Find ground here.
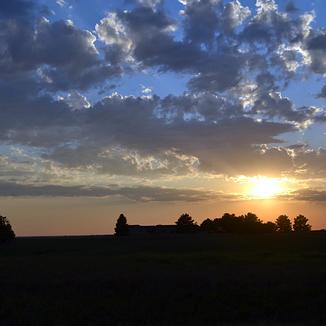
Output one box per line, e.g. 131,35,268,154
1,232,326,325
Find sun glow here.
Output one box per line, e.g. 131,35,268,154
248,176,285,199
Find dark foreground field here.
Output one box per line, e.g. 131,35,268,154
1,233,326,325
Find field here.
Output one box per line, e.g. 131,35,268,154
1,232,326,325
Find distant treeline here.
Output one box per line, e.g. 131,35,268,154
115,213,312,236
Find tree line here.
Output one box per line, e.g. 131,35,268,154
0,212,312,241
115,212,311,236
178,213,311,234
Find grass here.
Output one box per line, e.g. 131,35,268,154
1,232,326,325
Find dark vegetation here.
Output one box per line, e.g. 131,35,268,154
0,215,15,243
115,212,312,236
1,233,326,325
114,213,129,236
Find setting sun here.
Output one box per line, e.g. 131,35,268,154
248,177,285,199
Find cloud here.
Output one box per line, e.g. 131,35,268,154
306,30,326,74
293,148,326,178
282,189,326,202
0,2,120,90
222,0,251,33
0,0,325,193
0,86,298,177
37,93,296,176
63,91,91,111
0,181,215,202
251,92,320,126
94,0,317,97
134,0,162,10
56,0,66,8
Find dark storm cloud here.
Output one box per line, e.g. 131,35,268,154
0,181,215,202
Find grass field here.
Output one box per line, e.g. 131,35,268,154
1,232,326,325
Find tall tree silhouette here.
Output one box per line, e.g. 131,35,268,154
0,215,15,243
275,215,292,232
176,213,198,233
115,214,129,236
293,215,311,232
200,218,215,233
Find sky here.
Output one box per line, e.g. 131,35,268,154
0,0,326,236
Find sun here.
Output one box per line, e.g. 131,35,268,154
248,176,284,199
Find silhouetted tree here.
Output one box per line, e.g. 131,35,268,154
212,218,224,233
200,218,215,233
200,218,224,233
262,221,277,233
0,215,15,243
115,214,129,236
242,212,263,233
219,213,243,233
176,213,199,233
293,214,311,232
275,215,292,232
243,212,261,224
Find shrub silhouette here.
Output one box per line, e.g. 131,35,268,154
115,213,129,236
275,215,292,232
176,213,199,233
293,215,311,232
0,215,15,243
